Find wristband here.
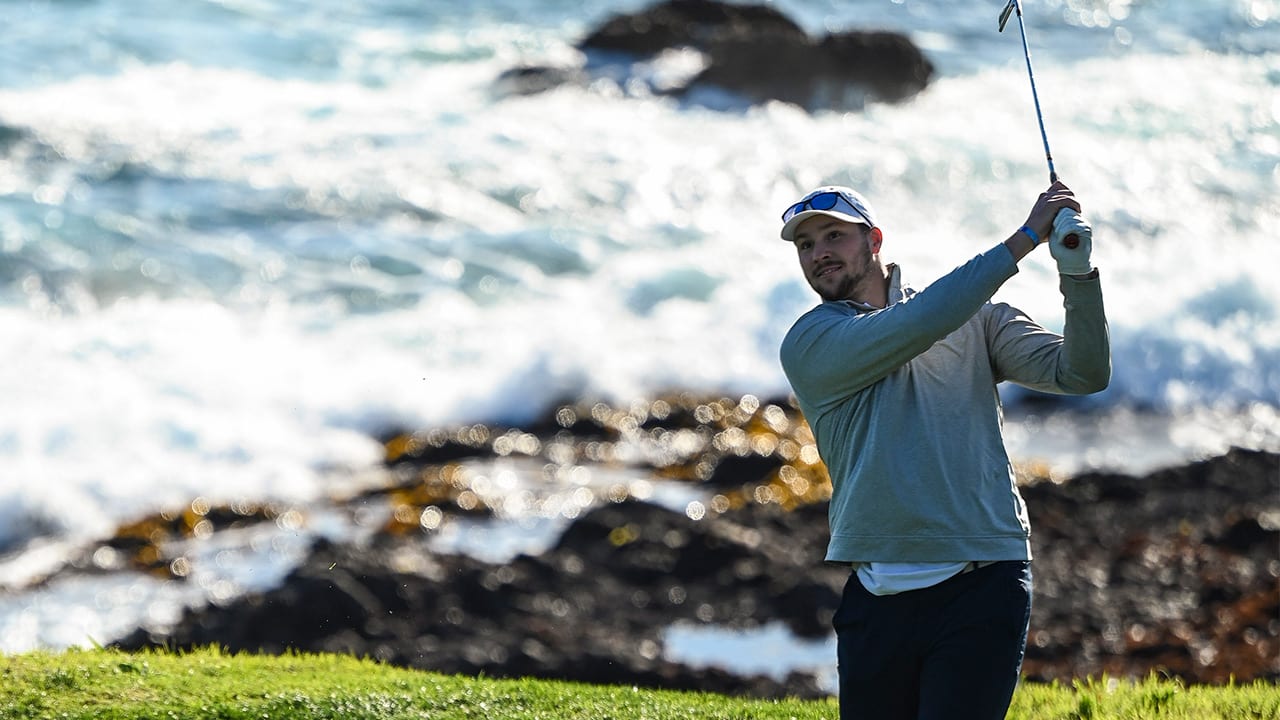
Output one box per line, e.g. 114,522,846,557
1017,225,1041,246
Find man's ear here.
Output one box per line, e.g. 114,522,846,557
867,226,884,254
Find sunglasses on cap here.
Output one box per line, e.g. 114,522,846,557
780,191,874,227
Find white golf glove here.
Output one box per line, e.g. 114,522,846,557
1049,208,1093,275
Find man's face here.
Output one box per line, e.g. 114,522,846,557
792,216,877,302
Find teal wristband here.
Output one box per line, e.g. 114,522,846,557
1018,225,1041,246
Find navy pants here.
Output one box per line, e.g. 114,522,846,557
834,561,1033,720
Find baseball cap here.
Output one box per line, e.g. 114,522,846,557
780,186,877,241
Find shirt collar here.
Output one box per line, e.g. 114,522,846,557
840,263,902,312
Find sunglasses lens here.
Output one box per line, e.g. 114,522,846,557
782,192,862,225
809,192,841,211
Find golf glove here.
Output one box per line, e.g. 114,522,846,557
1049,209,1093,275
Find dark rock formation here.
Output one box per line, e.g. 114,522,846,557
115,499,841,699
677,29,933,110
578,0,807,57
1020,447,1280,684
113,441,1279,696
0,123,24,154
494,0,934,112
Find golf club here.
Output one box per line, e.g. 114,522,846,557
999,0,1080,248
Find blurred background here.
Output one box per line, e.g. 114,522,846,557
1,0,1277,688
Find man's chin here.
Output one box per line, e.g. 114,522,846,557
812,278,854,302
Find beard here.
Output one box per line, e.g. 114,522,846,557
811,264,870,302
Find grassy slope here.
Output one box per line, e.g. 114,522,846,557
1,648,1276,720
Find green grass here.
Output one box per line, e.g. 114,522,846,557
0,648,1276,719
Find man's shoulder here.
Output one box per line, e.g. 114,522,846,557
977,299,1030,326
784,301,856,336
781,302,842,366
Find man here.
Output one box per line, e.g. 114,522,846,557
777,182,1110,719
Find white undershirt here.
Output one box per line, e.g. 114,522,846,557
855,561,973,596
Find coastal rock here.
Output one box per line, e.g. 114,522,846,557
1020,447,1280,683
494,0,933,112
490,66,591,98
678,30,933,110
110,392,1280,697
0,123,24,153
578,0,806,57
816,30,935,104
115,500,840,699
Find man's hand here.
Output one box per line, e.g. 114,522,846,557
1004,181,1083,262
1024,181,1081,241
1049,209,1093,275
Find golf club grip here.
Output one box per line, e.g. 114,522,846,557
1049,173,1076,248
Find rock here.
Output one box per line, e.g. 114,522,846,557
114,500,839,699
0,123,24,154
703,453,783,490
578,0,806,57
1210,516,1275,553
492,65,590,97
679,30,933,110
1020,448,1280,684
492,0,933,112
110,399,1280,696
816,30,935,104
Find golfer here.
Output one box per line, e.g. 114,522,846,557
778,182,1110,719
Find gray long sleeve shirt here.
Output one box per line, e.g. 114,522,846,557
779,245,1110,564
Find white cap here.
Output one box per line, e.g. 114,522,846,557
780,186,877,241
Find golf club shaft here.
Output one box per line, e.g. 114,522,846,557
1006,0,1079,248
